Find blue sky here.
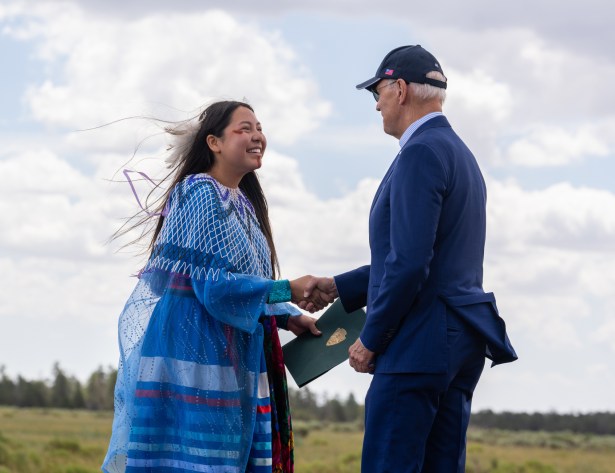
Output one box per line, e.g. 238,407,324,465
1,0,615,413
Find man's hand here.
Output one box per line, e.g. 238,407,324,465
348,338,375,373
289,275,337,313
295,276,339,312
286,314,322,337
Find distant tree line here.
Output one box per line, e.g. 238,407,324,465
288,387,363,423
3,364,615,436
0,363,363,422
470,409,615,436
0,363,116,410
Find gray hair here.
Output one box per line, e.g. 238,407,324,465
409,71,447,105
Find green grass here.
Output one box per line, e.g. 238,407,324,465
1,407,615,472
0,407,111,473
293,421,363,473
466,429,615,473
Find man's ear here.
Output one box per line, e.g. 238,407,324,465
206,134,220,153
397,79,409,105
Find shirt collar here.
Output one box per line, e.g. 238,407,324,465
399,112,443,149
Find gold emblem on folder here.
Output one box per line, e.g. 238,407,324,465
326,328,347,346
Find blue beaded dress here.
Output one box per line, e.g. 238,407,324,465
102,174,299,473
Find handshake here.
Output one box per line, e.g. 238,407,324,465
289,275,338,313
286,275,375,373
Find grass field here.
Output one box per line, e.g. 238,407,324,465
1,407,615,472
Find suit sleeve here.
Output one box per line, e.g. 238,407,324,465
334,265,370,313
360,143,447,353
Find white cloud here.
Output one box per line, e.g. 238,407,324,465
0,148,138,261
418,26,615,171
483,177,615,360
5,3,330,148
0,0,347,381
487,179,615,253
475,364,615,413
0,148,89,195
261,151,376,277
447,68,513,122
2,0,615,413
593,319,615,352
506,125,610,167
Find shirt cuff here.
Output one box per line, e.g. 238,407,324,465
268,279,291,304
275,314,291,330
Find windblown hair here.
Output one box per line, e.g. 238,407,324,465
410,71,447,104
116,100,279,278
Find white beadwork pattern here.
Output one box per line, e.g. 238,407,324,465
146,174,272,280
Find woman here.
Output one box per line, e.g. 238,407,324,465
102,100,328,473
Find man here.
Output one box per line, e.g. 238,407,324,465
304,45,517,472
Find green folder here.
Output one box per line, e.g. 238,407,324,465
282,299,366,388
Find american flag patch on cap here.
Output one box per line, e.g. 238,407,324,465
384,69,394,75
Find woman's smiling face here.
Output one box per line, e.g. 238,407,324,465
207,106,267,183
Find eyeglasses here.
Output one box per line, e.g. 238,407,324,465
371,81,397,101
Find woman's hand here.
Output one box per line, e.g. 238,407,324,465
286,314,322,337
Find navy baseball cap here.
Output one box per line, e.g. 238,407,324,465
356,45,447,91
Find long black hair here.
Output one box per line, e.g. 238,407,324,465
118,100,279,278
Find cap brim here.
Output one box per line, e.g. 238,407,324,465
355,76,380,90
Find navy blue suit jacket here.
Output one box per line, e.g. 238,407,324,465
335,116,516,374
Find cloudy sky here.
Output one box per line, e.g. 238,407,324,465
1,0,614,413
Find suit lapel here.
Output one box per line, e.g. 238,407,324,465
370,152,400,214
